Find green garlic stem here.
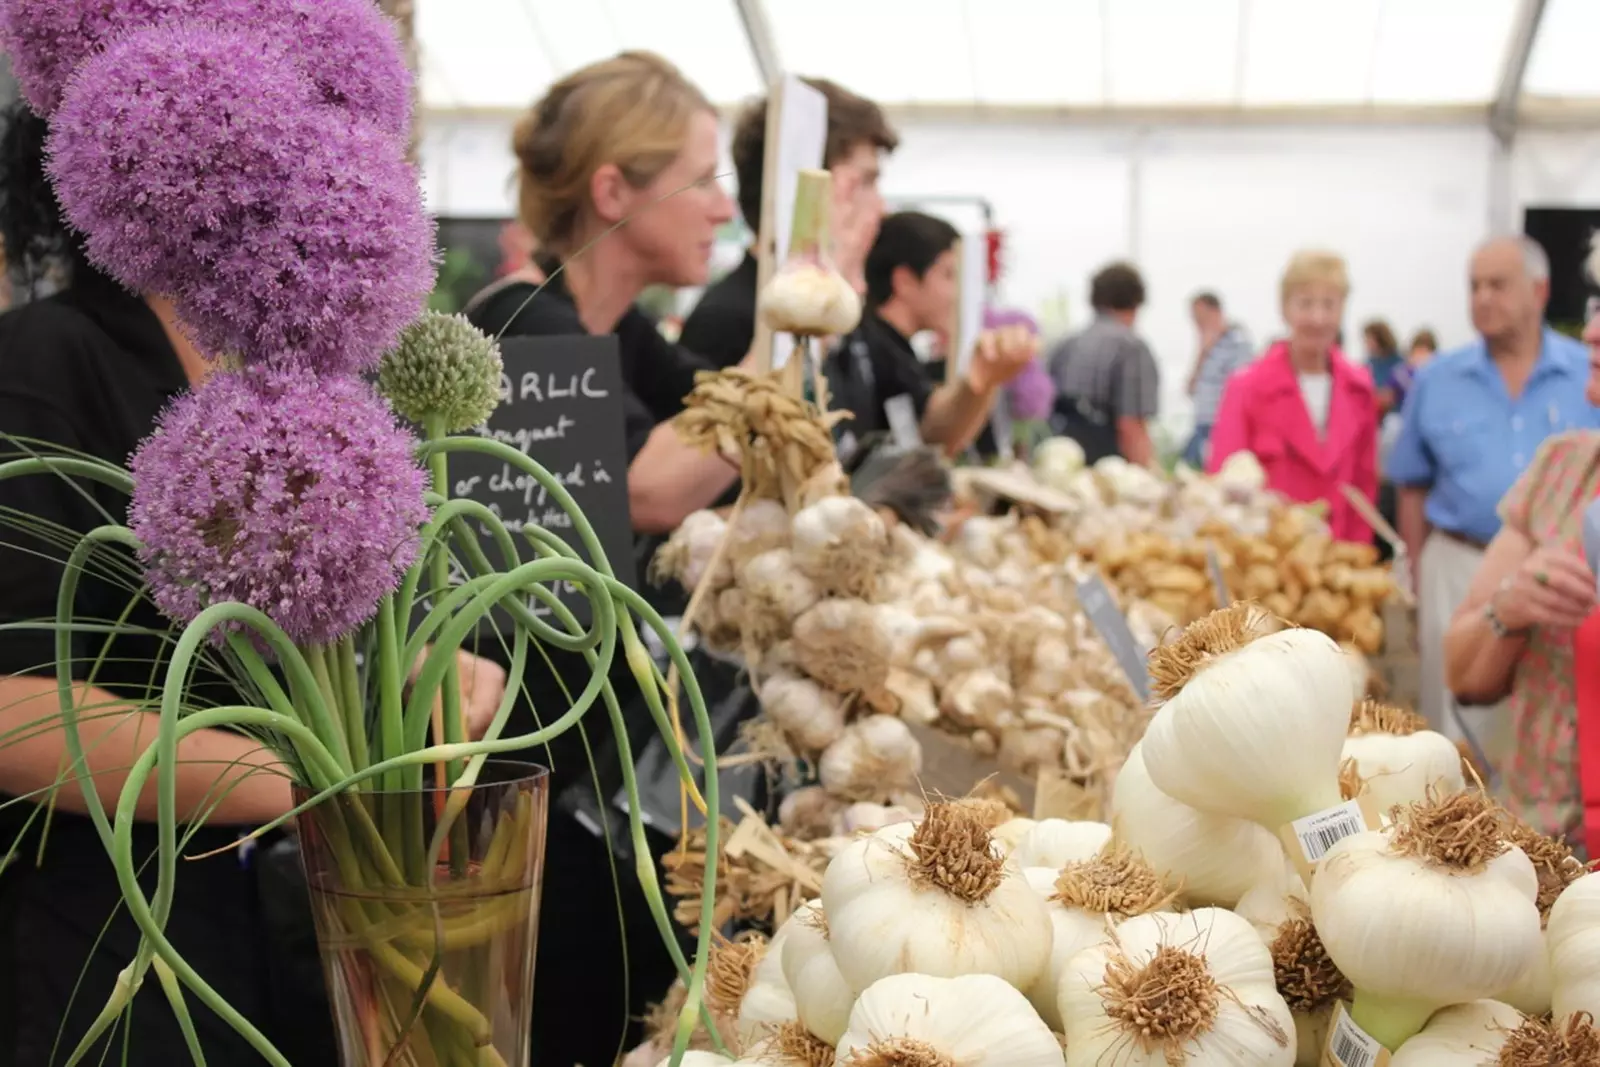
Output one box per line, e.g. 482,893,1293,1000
1349,989,1437,1051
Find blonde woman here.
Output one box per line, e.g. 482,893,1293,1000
468,50,741,534
464,52,741,1066
1208,250,1378,542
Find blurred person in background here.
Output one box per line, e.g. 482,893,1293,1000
1047,262,1159,465
1440,289,1600,855
1182,290,1253,468
466,51,749,1066
1364,318,1405,418
1389,235,1597,762
830,210,1035,459
1208,250,1377,542
1407,327,1439,370
677,77,898,367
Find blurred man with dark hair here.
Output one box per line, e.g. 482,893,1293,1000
1047,262,1161,465
677,76,899,368
830,210,1035,458
1183,290,1253,467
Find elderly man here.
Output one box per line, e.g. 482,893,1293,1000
1389,235,1599,760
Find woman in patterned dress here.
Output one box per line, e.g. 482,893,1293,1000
1442,300,1600,854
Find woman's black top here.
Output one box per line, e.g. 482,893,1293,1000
0,272,327,1067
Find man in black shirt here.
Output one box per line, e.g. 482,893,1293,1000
832,211,1036,459
677,77,899,366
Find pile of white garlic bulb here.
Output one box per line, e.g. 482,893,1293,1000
655,485,1155,837
634,601,1598,1067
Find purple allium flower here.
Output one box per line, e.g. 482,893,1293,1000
129,368,429,646
0,0,412,134
1006,358,1057,421
48,22,435,376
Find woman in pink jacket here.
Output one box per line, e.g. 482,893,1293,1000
1208,250,1378,543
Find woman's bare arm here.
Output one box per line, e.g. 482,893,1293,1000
0,674,292,824
1442,528,1534,705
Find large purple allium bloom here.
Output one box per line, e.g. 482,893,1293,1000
984,307,1056,420
48,22,435,375
0,0,412,134
129,369,429,646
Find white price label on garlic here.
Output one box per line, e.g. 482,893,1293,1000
1322,1002,1389,1067
1291,800,1368,863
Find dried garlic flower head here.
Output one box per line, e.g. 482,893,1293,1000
380,311,504,432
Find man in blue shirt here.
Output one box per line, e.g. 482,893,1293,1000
1389,235,1598,758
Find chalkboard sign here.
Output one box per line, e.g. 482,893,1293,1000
1076,572,1152,703
450,334,636,626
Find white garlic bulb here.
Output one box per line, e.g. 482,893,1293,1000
759,260,862,337
651,509,729,592
818,715,922,802
726,498,791,572
1142,610,1352,828
759,671,846,755
1311,794,1544,1050
1389,999,1522,1065
792,598,892,695
836,973,1065,1067
779,901,854,1045
1059,908,1295,1066
1549,871,1600,1021
1008,819,1113,870
1342,701,1464,815
790,495,889,600
736,914,800,1049
820,806,1051,993
1110,743,1284,908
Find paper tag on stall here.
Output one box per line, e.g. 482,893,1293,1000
1278,796,1380,884
1320,1001,1391,1067
883,393,924,450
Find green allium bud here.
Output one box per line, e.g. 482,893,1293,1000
378,311,503,432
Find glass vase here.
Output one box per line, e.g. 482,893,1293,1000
294,761,549,1067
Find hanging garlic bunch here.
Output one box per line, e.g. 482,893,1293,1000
790,495,890,600
1310,790,1544,1050
1387,1000,1522,1065
1009,819,1113,870
1550,871,1600,1023
1058,907,1295,1065
1499,816,1587,1014
1233,860,1344,1065
779,901,854,1045
1142,605,1353,830
1110,743,1284,907
817,715,922,803
1342,701,1464,815
1021,844,1180,1031
778,785,848,840
759,672,847,755
820,803,1052,994
835,973,1065,1067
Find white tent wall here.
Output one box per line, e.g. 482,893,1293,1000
424,115,1600,430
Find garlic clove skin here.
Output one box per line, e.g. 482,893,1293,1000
779,900,855,1045
1142,626,1351,827
1311,830,1544,1037
820,815,1052,994
1110,743,1285,908
736,914,801,1049
837,972,1066,1067
1009,819,1113,870
759,671,847,755
1058,908,1294,1066
1340,730,1465,814
1549,870,1600,1021
1388,999,1522,1065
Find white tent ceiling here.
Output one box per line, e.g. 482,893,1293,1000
419,0,1599,121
